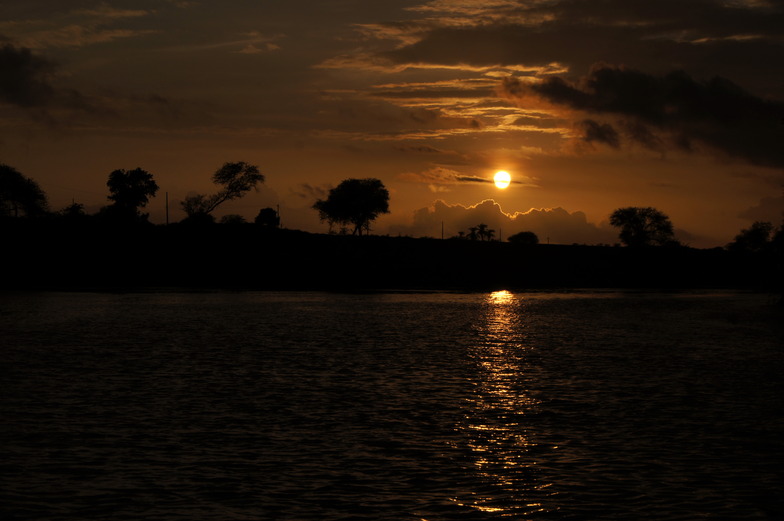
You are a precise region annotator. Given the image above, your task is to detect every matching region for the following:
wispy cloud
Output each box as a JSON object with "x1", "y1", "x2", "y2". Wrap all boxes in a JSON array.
[
  {"x1": 399, "y1": 166, "x2": 491, "y2": 187},
  {"x1": 399, "y1": 166, "x2": 536, "y2": 190},
  {"x1": 0, "y1": 5, "x2": 155, "y2": 49},
  {"x1": 167, "y1": 31, "x2": 283, "y2": 54}
]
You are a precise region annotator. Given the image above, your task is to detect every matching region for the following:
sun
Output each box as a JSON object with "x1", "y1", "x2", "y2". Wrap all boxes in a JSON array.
[{"x1": 493, "y1": 170, "x2": 511, "y2": 189}]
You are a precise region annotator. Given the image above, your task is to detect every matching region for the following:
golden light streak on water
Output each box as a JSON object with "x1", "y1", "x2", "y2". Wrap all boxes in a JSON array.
[{"x1": 454, "y1": 290, "x2": 547, "y2": 516}]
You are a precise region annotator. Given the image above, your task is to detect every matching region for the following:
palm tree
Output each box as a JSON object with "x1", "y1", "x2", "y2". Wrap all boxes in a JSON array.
[{"x1": 477, "y1": 223, "x2": 488, "y2": 241}]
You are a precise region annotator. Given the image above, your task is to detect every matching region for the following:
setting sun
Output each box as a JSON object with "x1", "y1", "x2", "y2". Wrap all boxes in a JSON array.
[{"x1": 493, "y1": 171, "x2": 511, "y2": 189}]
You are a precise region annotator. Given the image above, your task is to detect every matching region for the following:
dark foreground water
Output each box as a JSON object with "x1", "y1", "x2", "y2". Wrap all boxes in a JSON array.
[{"x1": 2, "y1": 290, "x2": 782, "y2": 520}]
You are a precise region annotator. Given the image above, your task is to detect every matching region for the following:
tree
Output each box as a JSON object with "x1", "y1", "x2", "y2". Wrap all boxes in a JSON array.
[
  {"x1": 313, "y1": 178, "x2": 390, "y2": 236},
  {"x1": 477, "y1": 223, "x2": 490, "y2": 241},
  {"x1": 0, "y1": 164, "x2": 48, "y2": 218},
  {"x1": 181, "y1": 161, "x2": 264, "y2": 219},
  {"x1": 508, "y1": 231, "x2": 539, "y2": 245},
  {"x1": 57, "y1": 201, "x2": 91, "y2": 224},
  {"x1": 255, "y1": 207, "x2": 280, "y2": 227},
  {"x1": 107, "y1": 168, "x2": 158, "y2": 211},
  {"x1": 727, "y1": 221, "x2": 773, "y2": 253},
  {"x1": 609, "y1": 206, "x2": 675, "y2": 247}
]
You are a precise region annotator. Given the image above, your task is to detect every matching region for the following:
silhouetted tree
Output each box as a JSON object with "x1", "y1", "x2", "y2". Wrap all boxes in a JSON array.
[
  {"x1": 477, "y1": 223, "x2": 490, "y2": 241},
  {"x1": 104, "y1": 167, "x2": 158, "y2": 222},
  {"x1": 60, "y1": 202, "x2": 86, "y2": 217},
  {"x1": 181, "y1": 161, "x2": 264, "y2": 220},
  {"x1": 609, "y1": 206, "x2": 675, "y2": 247},
  {"x1": 508, "y1": 231, "x2": 539, "y2": 245},
  {"x1": 255, "y1": 207, "x2": 280, "y2": 227},
  {"x1": 727, "y1": 221, "x2": 773, "y2": 253},
  {"x1": 57, "y1": 201, "x2": 91, "y2": 224},
  {"x1": 0, "y1": 164, "x2": 48, "y2": 218},
  {"x1": 107, "y1": 168, "x2": 158, "y2": 210},
  {"x1": 467, "y1": 227, "x2": 479, "y2": 241},
  {"x1": 313, "y1": 178, "x2": 389, "y2": 236}
]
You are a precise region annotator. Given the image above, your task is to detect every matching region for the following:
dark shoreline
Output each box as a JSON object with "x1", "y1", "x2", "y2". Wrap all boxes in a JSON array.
[{"x1": 3, "y1": 223, "x2": 779, "y2": 293}]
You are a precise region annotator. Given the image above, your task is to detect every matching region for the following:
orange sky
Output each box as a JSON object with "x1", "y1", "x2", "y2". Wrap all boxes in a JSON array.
[{"x1": 1, "y1": 0, "x2": 782, "y2": 247}]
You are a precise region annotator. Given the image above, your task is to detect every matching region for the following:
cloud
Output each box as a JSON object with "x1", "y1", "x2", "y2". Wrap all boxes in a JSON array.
[
  {"x1": 75, "y1": 6, "x2": 150, "y2": 20},
  {"x1": 394, "y1": 145, "x2": 446, "y2": 154},
  {"x1": 171, "y1": 31, "x2": 283, "y2": 54},
  {"x1": 578, "y1": 119, "x2": 620, "y2": 149},
  {"x1": 236, "y1": 42, "x2": 281, "y2": 54},
  {"x1": 0, "y1": 6, "x2": 155, "y2": 49},
  {"x1": 391, "y1": 199, "x2": 616, "y2": 244},
  {"x1": 0, "y1": 42, "x2": 217, "y2": 129},
  {"x1": 399, "y1": 167, "x2": 492, "y2": 189},
  {"x1": 327, "y1": 0, "x2": 783, "y2": 98},
  {"x1": 0, "y1": 42, "x2": 56, "y2": 107},
  {"x1": 738, "y1": 196, "x2": 784, "y2": 223},
  {"x1": 501, "y1": 64, "x2": 784, "y2": 167},
  {"x1": 290, "y1": 183, "x2": 331, "y2": 201}
]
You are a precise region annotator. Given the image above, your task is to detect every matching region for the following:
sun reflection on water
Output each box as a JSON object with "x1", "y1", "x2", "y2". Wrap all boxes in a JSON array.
[{"x1": 453, "y1": 290, "x2": 552, "y2": 516}]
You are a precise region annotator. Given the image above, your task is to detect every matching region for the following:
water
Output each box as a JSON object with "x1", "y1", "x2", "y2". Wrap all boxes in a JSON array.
[{"x1": 1, "y1": 290, "x2": 782, "y2": 520}]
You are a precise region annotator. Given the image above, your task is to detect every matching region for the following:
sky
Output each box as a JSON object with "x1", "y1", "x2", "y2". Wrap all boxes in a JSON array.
[{"x1": 1, "y1": 0, "x2": 783, "y2": 247}]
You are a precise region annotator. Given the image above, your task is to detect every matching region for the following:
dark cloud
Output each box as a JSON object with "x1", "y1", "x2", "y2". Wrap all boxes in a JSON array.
[
  {"x1": 502, "y1": 64, "x2": 784, "y2": 167},
  {"x1": 579, "y1": 119, "x2": 620, "y2": 148},
  {"x1": 370, "y1": 86, "x2": 493, "y2": 100},
  {"x1": 0, "y1": 42, "x2": 56, "y2": 107},
  {"x1": 373, "y1": 1, "x2": 784, "y2": 96},
  {"x1": 399, "y1": 167, "x2": 491, "y2": 187},
  {"x1": 394, "y1": 145, "x2": 444, "y2": 154},
  {"x1": 512, "y1": 115, "x2": 564, "y2": 129},
  {"x1": 738, "y1": 196, "x2": 784, "y2": 223},
  {"x1": 0, "y1": 40, "x2": 100, "y2": 120},
  {"x1": 0, "y1": 41, "x2": 220, "y2": 129},
  {"x1": 290, "y1": 182, "x2": 330, "y2": 201}
]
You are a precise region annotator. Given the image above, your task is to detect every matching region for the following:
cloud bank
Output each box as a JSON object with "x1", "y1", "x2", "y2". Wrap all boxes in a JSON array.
[
  {"x1": 391, "y1": 199, "x2": 616, "y2": 244},
  {"x1": 501, "y1": 64, "x2": 784, "y2": 168}
]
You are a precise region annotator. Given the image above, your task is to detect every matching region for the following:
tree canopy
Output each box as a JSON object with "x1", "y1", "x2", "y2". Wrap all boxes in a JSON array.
[
  {"x1": 107, "y1": 168, "x2": 159, "y2": 210},
  {"x1": 255, "y1": 207, "x2": 280, "y2": 227},
  {"x1": 313, "y1": 178, "x2": 389, "y2": 236},
  {"x1": 508, "y1": 231, "x2": 539, "y2": 245},
  {"x1": 181, "y1": 161, "x2": 264, "y2": 219},
  {"x1": 609, "y1": 206, "x2": 676, "y2": 247},
  {"x1": 727, "y1": 221, "x2": 774, "y2": 252},
  {"x1": 0, "y1": 164, "x2": 48, "y2": 218}
]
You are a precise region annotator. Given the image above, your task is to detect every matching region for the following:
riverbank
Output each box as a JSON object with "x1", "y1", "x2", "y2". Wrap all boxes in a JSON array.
[{"x1": 3, "y1": 223, "x2": 779, "y2": 292}]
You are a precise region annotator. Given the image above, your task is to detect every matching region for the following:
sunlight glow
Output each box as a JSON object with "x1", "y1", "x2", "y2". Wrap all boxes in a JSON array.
[{"x1": 493, "y1": 171, "x2": 511, "y2": 189}]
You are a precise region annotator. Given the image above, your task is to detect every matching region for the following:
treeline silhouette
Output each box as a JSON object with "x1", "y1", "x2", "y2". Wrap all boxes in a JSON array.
[
  {"x1": 4, "y1": 218, "x2": 781, "y2": 292},
  {"x1": 2, "y1": 162, "x2": 782, "y2": 293}
]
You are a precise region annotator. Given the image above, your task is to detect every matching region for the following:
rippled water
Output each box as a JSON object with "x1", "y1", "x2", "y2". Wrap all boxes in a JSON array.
[{"x1": 2, "y1": 290, "x2": 782, "y2": 520}]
